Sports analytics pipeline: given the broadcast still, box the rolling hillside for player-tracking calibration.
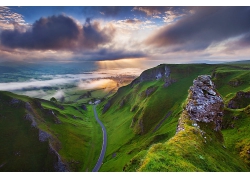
[97,63,250,171]
[0,91,102,172]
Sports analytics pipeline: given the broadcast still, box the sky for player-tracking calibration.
[1,4,250,65]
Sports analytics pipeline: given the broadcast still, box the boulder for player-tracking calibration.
[185,75,224,131]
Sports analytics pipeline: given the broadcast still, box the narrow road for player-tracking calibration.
[92,105,107,172]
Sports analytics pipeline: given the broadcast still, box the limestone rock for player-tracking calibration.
[39,129,50,142]
[227,91,250,109]
[185,75,224,131]
[131,64,170,87]
[102,100,112,114]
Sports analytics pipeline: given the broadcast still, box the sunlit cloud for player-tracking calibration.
[0,6,250,63]
[78,79,117,90]
[0,6,28,30]
[163,10,186,23]
[132,7,163,16]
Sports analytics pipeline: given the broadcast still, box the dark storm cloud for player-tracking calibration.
[145,7,250,51]
[81,18,115,49]
[77,48,146,61]
[1,15,80,50]
[0,15,115,50]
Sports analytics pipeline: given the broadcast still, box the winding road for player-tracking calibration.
[92,105,107,172]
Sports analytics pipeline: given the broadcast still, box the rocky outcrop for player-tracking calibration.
[49,144,69,172]
[102,100,112,114]
[80,104,87,111]
[44,109,61,124]
[227,91,250,109]
[39,129,51,142]
[24,113,37,127]
[164,78,176,88]
[145,86,157,97]
[177,75,224,132]
[10,98,20,104]
[130,64,170,87]
[228,79,243,87]
[120,99,126,108]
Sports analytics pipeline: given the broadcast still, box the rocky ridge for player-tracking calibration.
[130,64,171,87]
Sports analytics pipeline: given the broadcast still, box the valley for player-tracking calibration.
[1,62,250,172]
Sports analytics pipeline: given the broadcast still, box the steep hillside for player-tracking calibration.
[97,64,216,171]
[124,75,248,171]
[0,91,102,172]
[97,63,250,172]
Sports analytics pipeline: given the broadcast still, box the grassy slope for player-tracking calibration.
[212,64,250,168]
[0,91,56,171]
[123,63,250,172]
[0,91,102,172]
[97,64,215,171]
[96,63,250,172]
[124,111,248,172]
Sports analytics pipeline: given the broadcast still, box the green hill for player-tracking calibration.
[0,91,102,172]
[97,63,250,171]
[1,62,250,172]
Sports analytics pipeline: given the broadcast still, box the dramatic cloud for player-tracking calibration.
[163,10,186,23]
[133,7,165,16]
[0,15,115,50]
[1,15,79,50]
[77,48,146,61]
[81,18,115,49]
[145,7,250,51]
[0,6,27,30]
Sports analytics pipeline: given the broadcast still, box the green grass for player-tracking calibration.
[221,107,250,166]
[2,62,250,172]
[96,63,250,172]
[96,64,215,171]
[124,111,248,172]
[0,92,56,171]
[39,100,102,171]
[0,91,102,172]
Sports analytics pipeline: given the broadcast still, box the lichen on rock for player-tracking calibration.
[182,75,224,131]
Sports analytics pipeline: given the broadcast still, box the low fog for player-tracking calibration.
[0,68,141,91]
